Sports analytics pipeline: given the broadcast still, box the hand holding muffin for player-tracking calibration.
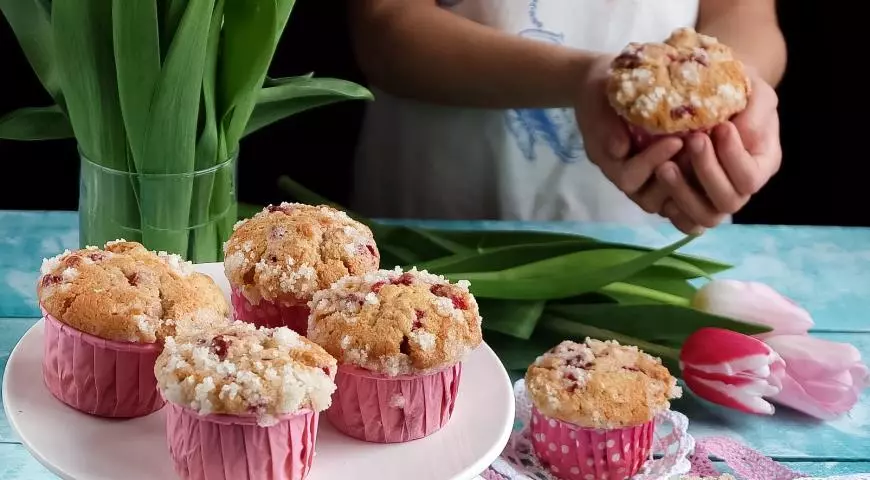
[604,27,781,232]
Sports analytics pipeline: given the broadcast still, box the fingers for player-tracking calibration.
[610,137,683,195]
[631,180,670,215]
[662,200,705,235]
[656,160,726,229]
[686,133,749,214]
[712,123,765,196]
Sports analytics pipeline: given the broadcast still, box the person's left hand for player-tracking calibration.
[655,70,783,232]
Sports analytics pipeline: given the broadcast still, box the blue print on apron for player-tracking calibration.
[505,0,584,164]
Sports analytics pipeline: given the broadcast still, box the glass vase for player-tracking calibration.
[79,152,238,263]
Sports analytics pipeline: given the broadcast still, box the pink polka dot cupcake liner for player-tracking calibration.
[530,406,654,480]
[326,363,462,443]
[165,402,319,480]
[41,311,165,418]
[231,287,309,335]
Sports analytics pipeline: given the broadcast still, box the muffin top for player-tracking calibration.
[606,27,751,134]
[307,267,483,376]
[223,203,380,306]
[525,339,681,429]
[155,321,337,426]
[37,240,229,343]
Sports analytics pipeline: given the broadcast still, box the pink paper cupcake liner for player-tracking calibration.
[530,406,654,480]
[231,287,309,335]
[165,402,319,480]
[326,363,462,443]
[41,312,164,418]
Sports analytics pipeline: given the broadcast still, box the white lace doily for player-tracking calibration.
[486,380,695,480]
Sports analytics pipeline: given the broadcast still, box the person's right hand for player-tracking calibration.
[574,54,689,224]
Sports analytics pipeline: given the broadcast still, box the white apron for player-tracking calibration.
[352,0,700,221]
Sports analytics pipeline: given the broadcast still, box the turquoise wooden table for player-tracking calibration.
[1,210,869,478]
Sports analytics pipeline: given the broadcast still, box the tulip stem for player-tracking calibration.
[600,282,692,306]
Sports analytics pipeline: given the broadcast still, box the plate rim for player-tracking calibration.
[3,262,515,480]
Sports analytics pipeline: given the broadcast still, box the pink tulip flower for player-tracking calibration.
[692,280,814,338]
[764,335,870,420]
[680,327,786,415]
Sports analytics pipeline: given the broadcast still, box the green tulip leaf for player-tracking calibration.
[446,236,697,300]
[546,303,772,345]
[0,106,73,140]
[479,299,546,340]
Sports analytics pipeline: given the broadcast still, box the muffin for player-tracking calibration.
[156,321,337,480]
[525,339,681,480]
[224,202,380,334]
[37,240,229,418]
[307,267,482,443]
[607,27,751,151]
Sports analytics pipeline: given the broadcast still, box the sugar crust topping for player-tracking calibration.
[525,339,682,429]
[307,267,483,376]
[607,27,751,134]
[223,203,379,305]
[155,321,337,426]
[37,240,229,343]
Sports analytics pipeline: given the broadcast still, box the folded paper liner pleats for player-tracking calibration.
[165,403,319,480]
[326,363,462,443]
[42,312,164,418]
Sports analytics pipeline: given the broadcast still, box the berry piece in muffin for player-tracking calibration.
[156,321,337,426]
[308,267,483,443]
[38,240,229,343]
[607,27,750,136]
[224,203,379,332]
[307,267,482,376]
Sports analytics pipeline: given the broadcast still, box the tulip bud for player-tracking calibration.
[692,280,814,338]
[765,335,870,420]
[680,327,785,415]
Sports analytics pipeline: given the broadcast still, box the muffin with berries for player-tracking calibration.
[307,267,482,443]
[525,339,682,480]
[156,321,337,480]
[37,240,229,418]
[607,27,751,151]
[224,203,380,334]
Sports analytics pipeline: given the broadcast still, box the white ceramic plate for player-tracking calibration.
[3,263,514,480]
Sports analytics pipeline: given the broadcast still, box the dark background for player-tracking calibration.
[1,1,865,226]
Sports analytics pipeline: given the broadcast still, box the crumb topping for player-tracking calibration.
[223,203,379,305]
[37,241,229,343]
[525,339,681,429]
[606,27,751,134]
[307,267,483,376]
[155,321,337,427]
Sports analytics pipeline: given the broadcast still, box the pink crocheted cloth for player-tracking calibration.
[688,436,805,480]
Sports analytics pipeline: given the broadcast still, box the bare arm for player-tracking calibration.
[697,0,787,86]
[347,0,598,109]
